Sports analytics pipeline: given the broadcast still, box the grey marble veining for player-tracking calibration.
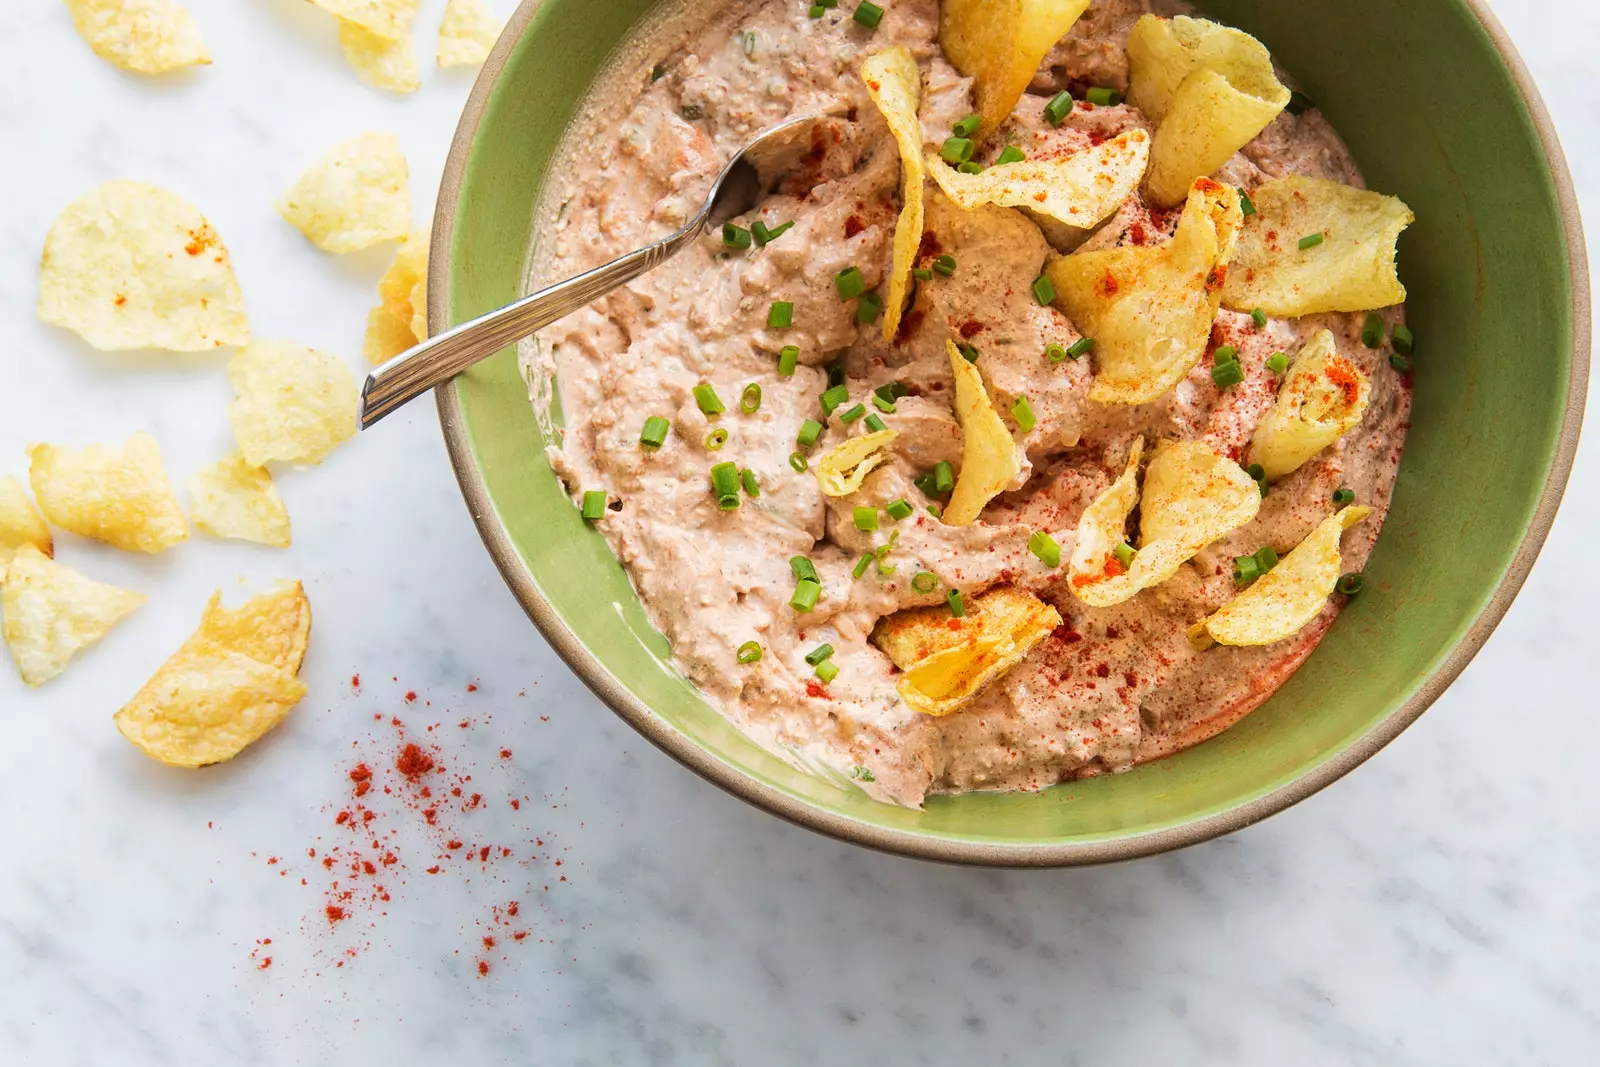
[1,1,1596,1063]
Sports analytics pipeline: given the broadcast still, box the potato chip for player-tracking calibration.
[940,0,1091,131]
[1222,176,1414,316]
[1125,16,1290,207]
[187,453,291,548]
[944,340,1024,527]
[362,304,418,365]
[815,430,899,498]
[228,341,359,467]
[437,0,501,68]
[307,0,416,41]
[873,586,1061,716]
[377,230,429,346]
[1193,506,1372,647]
[28,433,188,554]
[927,129,1149,230]
[1249,330,1372,480]
[277,133,411,254]
[339,20,422,94]
[2,544,145,687]
[1067,436,1143,592]
[37,180,250,352]
[183,582,312,675]
[0,475,53,567]
[860,46,925,342]
[1047,178,1242,405]
[66,0,211,74]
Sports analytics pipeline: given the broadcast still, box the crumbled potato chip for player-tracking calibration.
[927,130,1149,230]
[307,0,417,41]
[277,133,411,254]
[944,340,1024,526]
[1222,176,1414,315]
[1193,506,1372,647]
[1067,437,1143,592]
[940,0,1091,131]
[37,180,250,352]
[2,544,145,687]
[1048,178,1242,405]
[183,582,311,675]
[861,46,925,342]
[65,0,211,74]
[187,453,291,548]
[28,433,188,554]
[437,0,501,67]
[873,586,1061,716]
[815,430,899,497]
[339,19,422,93]
[0,476,53,567]
[228,341,359,467]
[1249,330,1372,480]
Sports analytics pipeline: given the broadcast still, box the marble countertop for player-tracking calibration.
[2,1,1595,1063]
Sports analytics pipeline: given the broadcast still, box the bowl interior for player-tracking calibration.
[434,0,1584,862]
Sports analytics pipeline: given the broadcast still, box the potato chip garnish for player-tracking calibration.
[1193,506,1373,647]
[873,586,1061,717]
[362,304,418,365]
[1249,330,1372,481]
[277,133,411,254]
[228,341,359,467]
[944,340,1024,527]
[307,0,417,41]
[1222,176,1414,316]
[339,20,422,94]
[188,453,291,548]
[437,0,501,67]
[2,544,145,687]
[927,129,1149,230]
[0,475,53,567]
[375,230,429,351]
[1047,178,1242,405]
[940,0,1091,132]
[861,46,925,342]
[1125,16,1290,208]
[183,582,311,675]
[38,180,250,352]
[28,433,188,554]
[815,430,899,498]
[66,0,211,74]
[1067,436,1143,593]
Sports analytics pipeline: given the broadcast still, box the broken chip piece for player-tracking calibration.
[181,581,311,674]
[943,339,1024,526]
[339,19,423,94]
[815,429,899,497]
[0,475,53,567]
[1248,330,1372,481]
[437,0,501,68]
[372,230,430,354]
[28,433,188,554]
[1067,436,1144,593]
[926,129,1149,231]
[227,341,359,467]
[939,0,1091,132]
[65,0,212,74]
[306,0,417,40]
[860,46,925,342]
[3,544,146,687]
[187,453,292,548]
[277,132,412,253]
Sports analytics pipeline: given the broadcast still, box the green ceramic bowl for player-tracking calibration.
[429,0,1588,865]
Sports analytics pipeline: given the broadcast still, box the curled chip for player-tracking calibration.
[861,46,925,342]
[228,341,359,467]
[815,430,899,497]
[940,0,1091,132]
[29,433,188,554]
[340,20,422,94]
[1249,330,1372,480]
[1222,176,1415,315]
[1067,436,1143,592]
[66,0,211,74]
[873,586,1061,716]
[1125,16,1290,208]
[437,0,502,67]
[3,544,145,687]
[944,340,1024,526]
[306,0,417,40]
[1047,178,1242,405]
[374,230,430,352]
[927,130,1149,230]
[38,180,250,352]
[188,453,291,548]
[278,132,411,254]
[182,581,311,674]
[363,304,419,365]
[0,475,53,567]
[1193,506,1373,647]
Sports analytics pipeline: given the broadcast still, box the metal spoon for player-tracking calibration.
[359,112,830,428]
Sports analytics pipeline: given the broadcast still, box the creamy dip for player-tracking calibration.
[529,0,1410,806]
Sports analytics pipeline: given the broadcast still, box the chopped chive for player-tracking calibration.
[736,641,762,663]
[705,427,728,450]
[1332,487,1356,506]
[913,473,936,497]
[1046,344,1069,364]
[767,301,794,329]
[839,403,866,424]
[1265,352,1289,375]
[957,161,984,175]
[1233,554,1261,584]
[864,413,887,433]
[1085,87,1122,107]
[1238,188,1256,217]
[710,462,740,502]
[640,416,670,448]
[933,461,954,494]
[827,361,846,388]
[947,589,966,618]
[804,643,835,666]
[790,578,821,612]
[693,383,725,416]
[789,451,808,472]
[1336,572,1365,596]
[850,764,874,781]
[790,556,819,583]
[808,4,825,16]
[886,498,912,521]
[797,418,824,446]
[740,468,760,497]
[741,30,757,55]
[1254,545,1279,573]
[888,381,910,398]
[852,552,873,579]
[1211,359,1245,389]
[1298,232,1325,250]
[1361,313,1385,348]
[721,223,752,249]
[1389,352,1412,372]
[1391,323,1415,355]
[751,219,794,246]
[911,571,939,594]
[852,1,883,28]
[778,345,799,376]
[931,254,957,277]
[952,113,982,138]
[1113,542,1135,568]
[834,266,866,299]
[1012,395,1037,433]
[1043,90,1073,125]
[820,384,849,416]
[912,267,933,281]
[927,503,943,518]
[1247,463,1266,481]
[855,292,883,324]
[815,658,840,683]
[1214,345,1238,364]
[939,136,976,164]
[1031,274,1056,306]
[958,343,979,363]
[874,535,898,575]
[996,144,1025,165]
[580,490,607,521]
[871,393,896,414]
[1067,337,1096,358]
[853,506,878,532]
[1028,530,1061,568]
[1251,307,1268,329]
[651,63,666,82]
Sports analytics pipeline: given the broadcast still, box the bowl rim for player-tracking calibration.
[428,0,1591,867]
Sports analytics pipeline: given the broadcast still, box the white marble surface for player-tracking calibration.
[1,0,1596,1063]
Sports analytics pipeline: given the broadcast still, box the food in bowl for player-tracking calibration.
[529,0,1415,807]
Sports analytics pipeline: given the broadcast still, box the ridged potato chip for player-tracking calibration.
[1193,506,1372,647]
[307,0,416,41]
[1126,16,1290,207]
[188,453,291,548]
[0,476,53,567]
[38,180,250,352]
[815,430,898,498]
[375,230,429,350]
[278,133,411,253]
[1067,436,1143,593]
[228,341,359,467]
[1222,176,1414,316]
[3,544,145,687]
[437,0,501,67]
[66,0,211,74]
[861,46,925,342]
[873,586,1061,716]
[1249,330,1372,480]
[940,0,1091,132]
[29,433,188,554]
[362,304,419,365]
[183,582,311,675]
[926,129,1149,229]
[339,20,422,94]
[1048,178,1242,405]
[944,340,1024,526]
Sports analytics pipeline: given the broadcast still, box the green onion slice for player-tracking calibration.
[1046,344,1068,364]
[886,498,912,521]
[789,451,808,473]
[1265,353,1289,375]
[996,145,1026,165]
[1391,323,1415,355]
[1043,90,1073,125]
[1067,337,1096,358]
[797,418,825,446]
[1211,360,1245,389]
[819,384,849,416]
[693,382,725,416]
[1298,232,1325,250]
[852,1,883,29]
[863,413,887,433]
[1336,572,1365,596]
[853,506,879,532]
[912,267,933,281]
[705,427,728,450]
[947,589,966,618]
[1332,487,1355,506]
[1251,307,1268,329]
[1238,188,1256,216]
[855,292,883,324]
[804,643,835,666]
[721,223,752,249]
[767,301,793,329]
[1361,313,1385,349]
[790,556,819,583]
[933,461,954,494]
[834,266,866,299]
[740,468,760,497]
[1113,542,1135,568]
[911,571,939,594]
[1012,395,1037,433]
[790,578,821,612]
[939,136,976,164]
[778,345,799,377]
[1085,87,1122,106]
[736,641,762,663]
[639,416,670,448]
[741,383,763,413]
[815,658,840,683]
[957,161,984,175]
[951,113,982,138]
[1031,274,1056,306]
[1028,530,1061,568]
[932,254,957,277]
[580,490,607,521]
[852,553,873,579]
